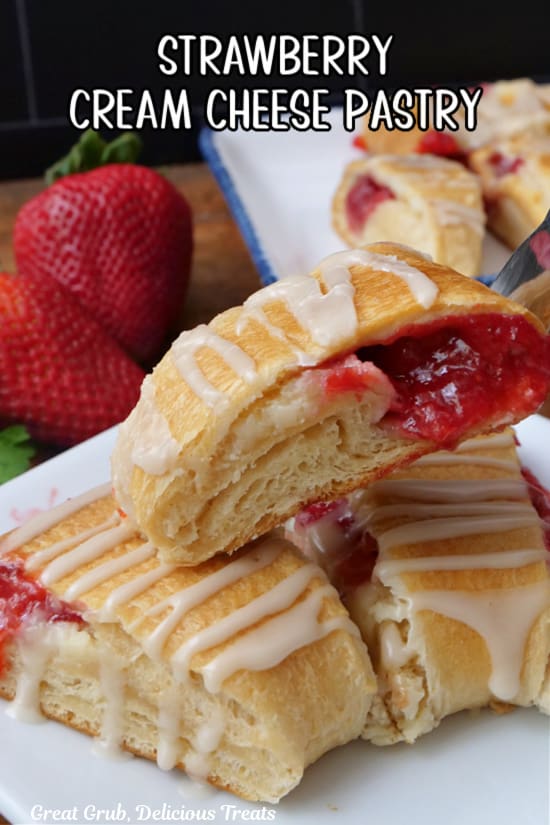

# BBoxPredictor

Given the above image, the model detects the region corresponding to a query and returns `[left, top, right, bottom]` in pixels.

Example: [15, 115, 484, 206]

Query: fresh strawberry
[14, 131, 193, 363]
[0, 271, 144, 446]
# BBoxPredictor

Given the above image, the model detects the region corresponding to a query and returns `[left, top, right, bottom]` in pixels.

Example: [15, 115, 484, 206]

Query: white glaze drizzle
[408, 581, 550, 700]
[129, 376, 181, 475]
[171, 325, 257, 408]
[200, 584, 359, 693]
[156, 685, 182, 771]
[367, 478, 527, 503]
[63, 542, 155, 601]
[236, 263, 357, 350]
[170, 563, 325, 682]
[39, 522, 136, 587]
[140, 544, 282, 660]
[377, 511, 540, 553]
[5, 486, 350, 702]
[367, 500, 533, 525]
[379, 622, 412, 671]
[92, 655, 131, 760]
[414, 453, 517, 471]
[100, 562, 176, 622]
[6, 626, 60, 723]
[186, 707, 225, 780]
[25, 514, 120, 572]
[375, 549, 547, 582]
[361, 431, 550, 703]
[0, 483, 111, 555]
[319, 249, 438, 310]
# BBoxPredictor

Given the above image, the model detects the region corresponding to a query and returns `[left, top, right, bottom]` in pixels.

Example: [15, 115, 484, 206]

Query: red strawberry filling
[417, 130, 464, 160]
[345, 174, 395, 234]
[353, 313, 550, 445]
[521, 468, 550, 551]
[320, 354, 392, 399]
[312, 314, 549, 447]
[0, 558, 85, 676]
[488, 151, 524, 177]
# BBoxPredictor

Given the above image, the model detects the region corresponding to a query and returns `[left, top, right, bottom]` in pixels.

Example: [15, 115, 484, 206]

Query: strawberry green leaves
[45, 130, 143, 185]
[0, 425, 35, 484]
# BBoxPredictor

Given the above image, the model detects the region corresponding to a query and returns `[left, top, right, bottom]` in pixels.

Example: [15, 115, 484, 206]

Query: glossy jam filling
[0, 558, 85, 675]
[488, 151, 524, 178]
[357, 314, 550, 445]
[521, 468, 550, 551]
[416, 130, 464, 160]
[345, 174, 395, 234]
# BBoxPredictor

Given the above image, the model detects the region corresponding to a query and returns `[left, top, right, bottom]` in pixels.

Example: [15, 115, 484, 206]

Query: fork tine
[492, 209, 550, 298]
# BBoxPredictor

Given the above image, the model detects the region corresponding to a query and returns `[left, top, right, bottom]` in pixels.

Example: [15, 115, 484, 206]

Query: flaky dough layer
[0, 494, 374, 802]
[342, 432, 550, 744]
[332, 156, 484, 276]
[111, 243, 546, 565]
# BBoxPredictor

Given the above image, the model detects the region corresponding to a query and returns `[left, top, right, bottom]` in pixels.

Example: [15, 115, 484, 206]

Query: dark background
[1, 0, 549, 180]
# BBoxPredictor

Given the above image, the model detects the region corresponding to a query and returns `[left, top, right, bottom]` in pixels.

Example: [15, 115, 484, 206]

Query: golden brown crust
[469, 135, 550, 248]
[342, 432, 550, 744]
[331, 156, 484, 276]
[111, 243, 545, 566]
[0, 496, 374, 801]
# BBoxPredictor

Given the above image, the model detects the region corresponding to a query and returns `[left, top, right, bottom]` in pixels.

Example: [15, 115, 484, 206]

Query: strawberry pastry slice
[0, 486, 373, 802]
[469, 134, 550, 248]
[287, 429, 550, 744]
[110, 242, 550, 567]
[332, 155, 485, 276]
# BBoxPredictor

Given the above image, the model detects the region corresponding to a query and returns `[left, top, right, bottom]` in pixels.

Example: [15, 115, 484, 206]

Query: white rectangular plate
[0, 416, 549, 824]
[200, 109, 511, 286]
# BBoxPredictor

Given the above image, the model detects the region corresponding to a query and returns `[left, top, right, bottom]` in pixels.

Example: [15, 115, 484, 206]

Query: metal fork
[492, 210, 550, 331]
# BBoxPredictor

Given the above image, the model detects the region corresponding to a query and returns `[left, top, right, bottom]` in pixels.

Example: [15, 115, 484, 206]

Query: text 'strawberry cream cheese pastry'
[468, 134, 550, 248]
[0, 487, 374, 803]
[111, 243, 550, 566]
[287, 430, 550, 744]
[332, 155, 485, 276]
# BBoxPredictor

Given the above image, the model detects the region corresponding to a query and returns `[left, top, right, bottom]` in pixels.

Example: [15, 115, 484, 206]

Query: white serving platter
[0, 415, 549, 825]
[200, 109, 511, 286]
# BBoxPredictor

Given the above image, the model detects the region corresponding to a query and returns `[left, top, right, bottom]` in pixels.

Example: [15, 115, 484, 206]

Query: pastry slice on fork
[111, 244, 550, 566]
